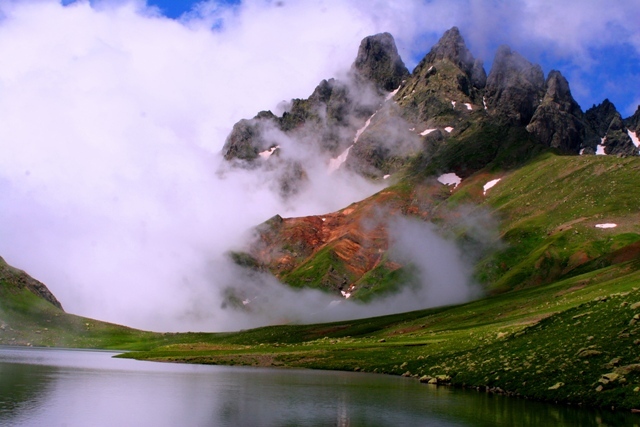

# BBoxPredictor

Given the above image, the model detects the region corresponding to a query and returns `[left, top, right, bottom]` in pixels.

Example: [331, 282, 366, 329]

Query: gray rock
[625, 105, 640, 131]
[352, 32, 409, 92]
[526, 70, 586, 153]
[420, 27, 486, 89]
[584, 99, 637, 155]
[222, 113, 278, 162]
[485, 45, 545, 126]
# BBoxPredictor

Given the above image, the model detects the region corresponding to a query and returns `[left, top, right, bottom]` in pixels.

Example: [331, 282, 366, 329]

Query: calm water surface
[0, 346, 636, 427]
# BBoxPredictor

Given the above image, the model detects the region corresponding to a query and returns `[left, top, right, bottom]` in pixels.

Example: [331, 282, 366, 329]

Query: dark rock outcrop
[625, 105, 640, 131]
[395, 26, 486, 125]
[585, 100, 637, 155]
[585, 99, 619, 137]
[352, 32, 409, 92]
[222, 113, 278, 162]
[222, 33, 410, 166]
[602, 114, 636, 156]
[526, 70, 586, 153]
[421, 26, 486, 89]
[0, 256, 64, 310]
[485, 45, 545, 126]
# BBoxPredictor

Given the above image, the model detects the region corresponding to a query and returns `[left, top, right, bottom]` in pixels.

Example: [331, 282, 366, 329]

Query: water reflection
[0, 346, 637, 427]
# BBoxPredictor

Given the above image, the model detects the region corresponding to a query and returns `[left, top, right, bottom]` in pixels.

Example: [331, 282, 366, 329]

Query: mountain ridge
[223, 27, 640, 305]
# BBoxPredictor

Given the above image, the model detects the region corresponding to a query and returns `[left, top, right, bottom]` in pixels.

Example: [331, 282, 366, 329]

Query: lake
[0, 346, 634, 426]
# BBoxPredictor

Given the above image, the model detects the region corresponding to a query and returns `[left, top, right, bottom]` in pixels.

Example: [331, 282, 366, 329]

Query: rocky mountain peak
[526, 70, 585, 153]
[585, 99, 619, 137]
[544, 70, 574, 105]
[352, 32, 409, 92]
[485, 45, 545, 126]
[584, 99, 637, 155]
[421, 26, 485, 87]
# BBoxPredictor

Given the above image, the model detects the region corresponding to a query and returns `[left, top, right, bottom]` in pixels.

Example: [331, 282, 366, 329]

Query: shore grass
[118, 261, 640, 410]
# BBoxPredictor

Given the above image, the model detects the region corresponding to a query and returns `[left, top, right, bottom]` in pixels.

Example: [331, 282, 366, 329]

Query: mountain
[4, 26, 640, 411]
[224, 27, 640, 304]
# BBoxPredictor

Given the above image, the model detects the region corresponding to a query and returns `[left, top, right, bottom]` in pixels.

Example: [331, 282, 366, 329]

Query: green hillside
[0, 257, 162, 350]
[118, 152, 640, 411]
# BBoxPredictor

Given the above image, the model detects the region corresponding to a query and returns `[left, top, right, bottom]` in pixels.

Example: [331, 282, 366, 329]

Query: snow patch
[328, 111, 376, 173]
[328, 146, 352, 173]
[444, 127, 453, 133]
[628, 130, 640, 148]
[451, 101, 456, 108]
[420, 128, 436, 136]
[483, 178, 501, 196]
[483, 97, 487, 110]
[437, 173, 461, 188]
[427, 66, 433, 72]
[464, 103, 472, 110]
[383, 174, 390, 180]
[596, 137, 607, 155]
[386, 86, 401, 101]
[595, 223, 617, 229]
[354, 113, 375, 144]
[258, 145, 279, 159]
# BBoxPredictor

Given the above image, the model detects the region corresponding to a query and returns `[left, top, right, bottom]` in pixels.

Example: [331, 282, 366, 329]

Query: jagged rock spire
[585, 99, 619, 137]
[485, 45, 545, 126]
[421, 26, 486, 88]
[526, 70, 585, 153]
[352, 32, 409, 92]
[585, 99, 637, 155]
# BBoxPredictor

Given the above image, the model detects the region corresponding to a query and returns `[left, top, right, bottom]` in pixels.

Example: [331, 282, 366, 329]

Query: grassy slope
[119, 153, 640, 410]
[0, 279, 164, 350]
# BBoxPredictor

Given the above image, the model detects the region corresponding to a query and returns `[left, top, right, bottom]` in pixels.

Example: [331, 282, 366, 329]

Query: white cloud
[0, 0, 395, 331]
[0, 0, 638, 331]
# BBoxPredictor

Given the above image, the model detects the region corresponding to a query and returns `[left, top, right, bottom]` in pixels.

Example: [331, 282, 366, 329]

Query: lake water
[0, 346, 635, 427]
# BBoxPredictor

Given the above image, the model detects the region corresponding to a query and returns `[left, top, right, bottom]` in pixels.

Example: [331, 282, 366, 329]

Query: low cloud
[0, 0, 638, 331]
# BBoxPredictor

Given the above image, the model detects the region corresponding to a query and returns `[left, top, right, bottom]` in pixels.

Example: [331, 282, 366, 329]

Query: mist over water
[0, 0, 638, 332]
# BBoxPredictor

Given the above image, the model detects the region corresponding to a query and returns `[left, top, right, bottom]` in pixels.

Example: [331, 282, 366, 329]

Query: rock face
[485, 45, 545, 126]
[223, 112, 278, 162]
[352, 32, 409, 92]
[221, 33, 415, 191]
[625, 105, 640, 131]
[585, 100, 637, 155]
[526, 70, 586, 153]
[222, 33, 411, 166]
[585, 99, 619, 137]
[240, 182, 442, 298]
[0, 256, 64, 310]
[421, 26, 486, 90]
[396, 26, 486, 124]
